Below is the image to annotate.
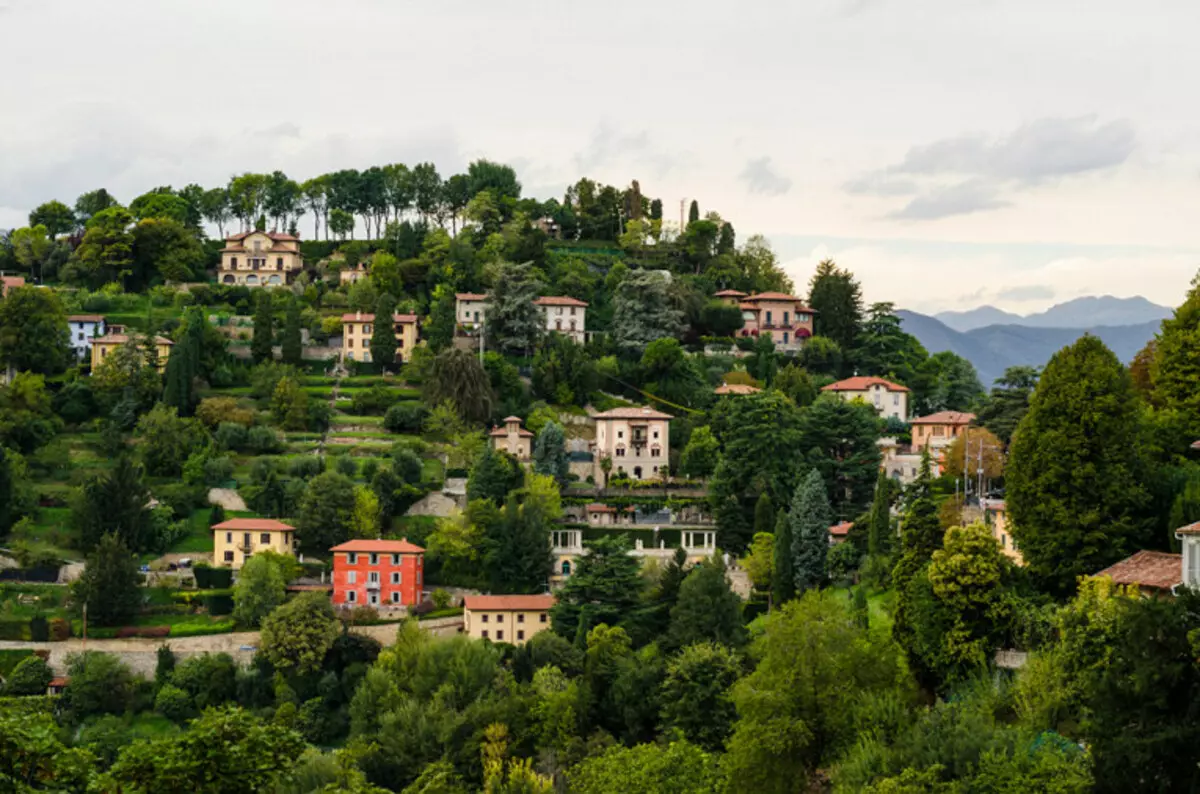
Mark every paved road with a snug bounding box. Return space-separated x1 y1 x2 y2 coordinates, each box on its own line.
0 617 463 676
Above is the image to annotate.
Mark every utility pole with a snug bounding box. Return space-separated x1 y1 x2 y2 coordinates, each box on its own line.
679 198 685 232
82 601 87 655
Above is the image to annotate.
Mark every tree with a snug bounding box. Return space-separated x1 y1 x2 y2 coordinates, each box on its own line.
483 476 556 593
424 348 494 423
807 259 863 365
790 469 831 594
701 300 744 338
228 173 268 230
531 333 597 407
743 531 775 603
772 509 796 603
922 351 985 413
130 190 190 224
723 593 902 792
611 270 685 353
640 338 710 409
975 366 1038 444
351 485 382 538
74 455 152 551
753 492 774 537
1151 275 1200 431
567 740 721 794
867 466 892 557
425 283 457 353
1007 336 1154 594
688 200 700 225
135 403 205 476
261 592 340 675
329 208 355 239
281 295 302 365
29 200 76 238
71 533 142 626
200 187 232 237
800 394 882 521
0 447 16 538
75 188 119 223
679 425 719 480
4 654 53 695
297 471 356 551
264 170 300 231
232 551 292 628
251 290 274 364
668 558 746 649
775 363 817 407
486 261 544 354
532 420 569 485
551 535 644 642
98 706 306 794
0 284 70 374
943 425 1005 483
890 451 943 679
0 711 96 790
0 371 62 453
10 225 53 281
369 293 398 370
660 642 743 752
467 445 524 504
69 206 135 288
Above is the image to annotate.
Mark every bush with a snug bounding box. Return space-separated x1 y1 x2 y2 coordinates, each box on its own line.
28 616 49 642
383 402 429 433
49 619 71 642
4 655 53 695
193 565 234 590
203 593 235 616
333 456 357 477
246 426 286 454
349 384 398 415
289 456 325 479
154 683 194 723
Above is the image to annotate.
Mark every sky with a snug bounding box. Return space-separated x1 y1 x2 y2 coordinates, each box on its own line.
2 0 1199 314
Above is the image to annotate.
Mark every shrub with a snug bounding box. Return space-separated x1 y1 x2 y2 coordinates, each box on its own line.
383 402 428 433
246 426 285 454
289 456 325 479
214 422 249 451
350 384 398 415
4 655 53 695
334 456 357 477
28 616 49 642
154 683 194 723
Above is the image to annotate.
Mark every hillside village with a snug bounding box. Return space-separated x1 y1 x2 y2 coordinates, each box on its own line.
1 162 1199 792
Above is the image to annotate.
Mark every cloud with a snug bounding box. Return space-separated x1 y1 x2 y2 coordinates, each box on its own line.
573 123 675 177
889 179 1010 220
995 284 1057 302
739 157 793 197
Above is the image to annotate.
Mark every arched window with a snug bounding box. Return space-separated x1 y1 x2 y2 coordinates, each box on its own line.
222 274 235 284
245 275 259 285
633 466 643 479
561 560 571 576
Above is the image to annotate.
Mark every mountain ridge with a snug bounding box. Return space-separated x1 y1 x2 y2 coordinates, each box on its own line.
934 295 1171 333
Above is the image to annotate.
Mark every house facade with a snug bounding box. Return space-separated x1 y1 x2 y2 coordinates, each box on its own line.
211 518 297 569
455 293 489 333
330 538 424 609
822 376 910 420
551 526 716 584
218 231 303 287
714 290 816 350
340 312 420 364
490 416 533 460
67 315 106 360
0 275 25 297
90 334 173 373
591 406 672 482
340 261 369 285
982 499 1022 565
1176 521 1200 589
463 594 554 644
585 503 636 526
454 293 588 343
911 411 975 449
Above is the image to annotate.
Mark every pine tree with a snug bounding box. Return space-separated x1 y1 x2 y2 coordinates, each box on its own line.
251 290 274 363
426 284 457 353
484 489 553 594
281 296 302 366
890 450 943 681
70 533 142 626
771 508 795 603
0 446 14 537
688 200 700 225
668 557 746 649
467 445 524 505
369 293 398 372
74 455 152 551
161 307 203 415
790 469 831 593
867 467 891 557
532 421 569 485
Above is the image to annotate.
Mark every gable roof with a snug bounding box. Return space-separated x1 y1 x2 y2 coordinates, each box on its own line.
713 289 747 297
226 231 299 242
715 383 761 395
490 426 534 437
2 275 27 289
535 295 589 307
464 594 554 611
1095 550 1182 592
93 334 174 347
339 313 419 324
590 406 673 420
585 503 635 513
212 518 295 532
829 521 854 537
330 538 425 554
822 376 910 393
455 292 489 301
68 314 105 323
910 411 976 426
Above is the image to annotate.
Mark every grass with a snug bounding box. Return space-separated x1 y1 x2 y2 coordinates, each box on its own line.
0 649 36 677
831 585 893 631
167 509 215 554
332 414 386 426
0 583 70 619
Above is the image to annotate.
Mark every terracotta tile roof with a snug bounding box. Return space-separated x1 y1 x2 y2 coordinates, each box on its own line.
503 415 523 422
822 376 910 393
590 406 673 420
585 503 635 513
48 677 69 687
93 334 174 347
464 594 554 611
68 315 105 323
910 411 976 425
715 383 761 395
220 245 247 253
225 231 298 242
713 289 747 297
456 292 489 301
490 426 533 437
213 518 295 532
535 295 589 307
1095 550 1181 592
744 292 817 311
267 244 298 253
738 302 758 311
1175 520 1200 536
330 538 425 553
339 313 419 323
829 521 854 537
1 276 26 290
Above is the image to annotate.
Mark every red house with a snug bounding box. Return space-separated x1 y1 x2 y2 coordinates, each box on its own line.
330 538 425 610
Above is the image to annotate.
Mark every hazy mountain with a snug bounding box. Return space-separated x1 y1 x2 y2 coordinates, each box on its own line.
898 310 1160 387
934 295 1171 333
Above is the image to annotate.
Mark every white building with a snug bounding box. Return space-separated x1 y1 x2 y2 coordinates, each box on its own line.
821 376 910 420
590 405 672 482
1178 522 1200 589
454 293 588 343
67 314 106 360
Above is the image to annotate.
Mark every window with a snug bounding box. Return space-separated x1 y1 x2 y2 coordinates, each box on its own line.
392 553 401 565
570 307 576 316
276 257 283 267
539 614 547 623
617 430 623 439
226 532 232 543
893 394 899 406
615 446 626 457
482 630 488 638
651 447 661 457
518 630 525 641
517 614 525 624
482 614 489 623
77 332 85 340
369 553 379 565
391 592 401 603
495 614 503 622
570 320 576 331
765 310 773 324
224 551 234 562
363 324 372 334
260 533 270 544
496 630 504 641
562 560 571 576
369 592 379 605
253 240 262 252
555 320 562 330
348 553 358 564
347 571 357 584
653 431 659 439
390 572 401 585
347 590 357 603
368 571 380 584
230 257 238 268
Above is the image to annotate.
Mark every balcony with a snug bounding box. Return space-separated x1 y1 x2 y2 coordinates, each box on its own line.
365 580 381 590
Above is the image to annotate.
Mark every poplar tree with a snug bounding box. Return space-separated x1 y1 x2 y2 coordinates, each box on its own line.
251 291 274 363
369 293 397 372
281 296 302 366
688 200 700 225
867 467 891 557
771 508 795 603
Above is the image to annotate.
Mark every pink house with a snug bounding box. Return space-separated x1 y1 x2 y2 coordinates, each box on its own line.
715 290 816 349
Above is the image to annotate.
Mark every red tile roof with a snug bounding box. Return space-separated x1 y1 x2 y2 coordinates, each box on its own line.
822 376 910 393
503 415 523 422
339 313 419 323
585 503 635 513
490 426 534 437
464 594 554 611
1 276 27 291
829 521 854 537
1175 520 1200 536
713 289 747 297
910 411 976 426
591 406 673 420
220 245 247 253
48 677 69 688
93 334 174 347
456 292 488 301
715 383 761 395
226 231 298 242
213 518 295 532
744 292 817 311
535 295 589 307
1095 550 1181 592
330 538 425 553
68 315 105 322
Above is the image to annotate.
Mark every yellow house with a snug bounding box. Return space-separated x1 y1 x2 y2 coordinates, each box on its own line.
219 231 303 287
463 594 554 645
90 333 173 373
982 499 1022 565
211 518 297 569
489 416 534 460
341 312 420 364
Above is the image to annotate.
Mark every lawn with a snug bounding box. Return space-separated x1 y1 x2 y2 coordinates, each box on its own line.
0 583 70 619
167 509 215 555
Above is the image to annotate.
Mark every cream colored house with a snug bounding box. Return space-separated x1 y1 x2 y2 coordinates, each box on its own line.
463 594 554 644
551 527 716 584
454 293 589 343
490 416 533 460
585 503 635 526
982 499 1021 565
340 312 420 364
219 231 303 287
211 518 297 569
90 333 173 373
591 406 672 482
822 376 910 420
340 261 369 285
455 292 489 332
911 411 975 449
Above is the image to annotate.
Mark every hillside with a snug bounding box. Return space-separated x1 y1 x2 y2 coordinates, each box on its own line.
934 295 1171 332
898 310 1160 386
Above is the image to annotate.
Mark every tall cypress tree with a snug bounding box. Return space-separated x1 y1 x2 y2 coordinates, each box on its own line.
790 469 831 594
251 290 274 363
867 467 891 557
753 492 774 537
771 508 795 603
281 296 302 366
532 421 569 485
369 293 397 372
890 450 942 677
74 455 152 552
688 200 700 225
484 489 553 594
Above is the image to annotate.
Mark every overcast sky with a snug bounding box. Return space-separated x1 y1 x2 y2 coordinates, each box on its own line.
2 0 1198 314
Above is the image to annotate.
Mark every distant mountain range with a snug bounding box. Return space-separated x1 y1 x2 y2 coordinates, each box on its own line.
934 296 1172 332
897 310 1162 388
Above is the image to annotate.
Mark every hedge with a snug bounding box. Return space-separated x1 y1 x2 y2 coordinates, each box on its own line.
0 620 31 641
0 696 56 715
0 566 61 583
193 566 234 589
204 593 234 616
